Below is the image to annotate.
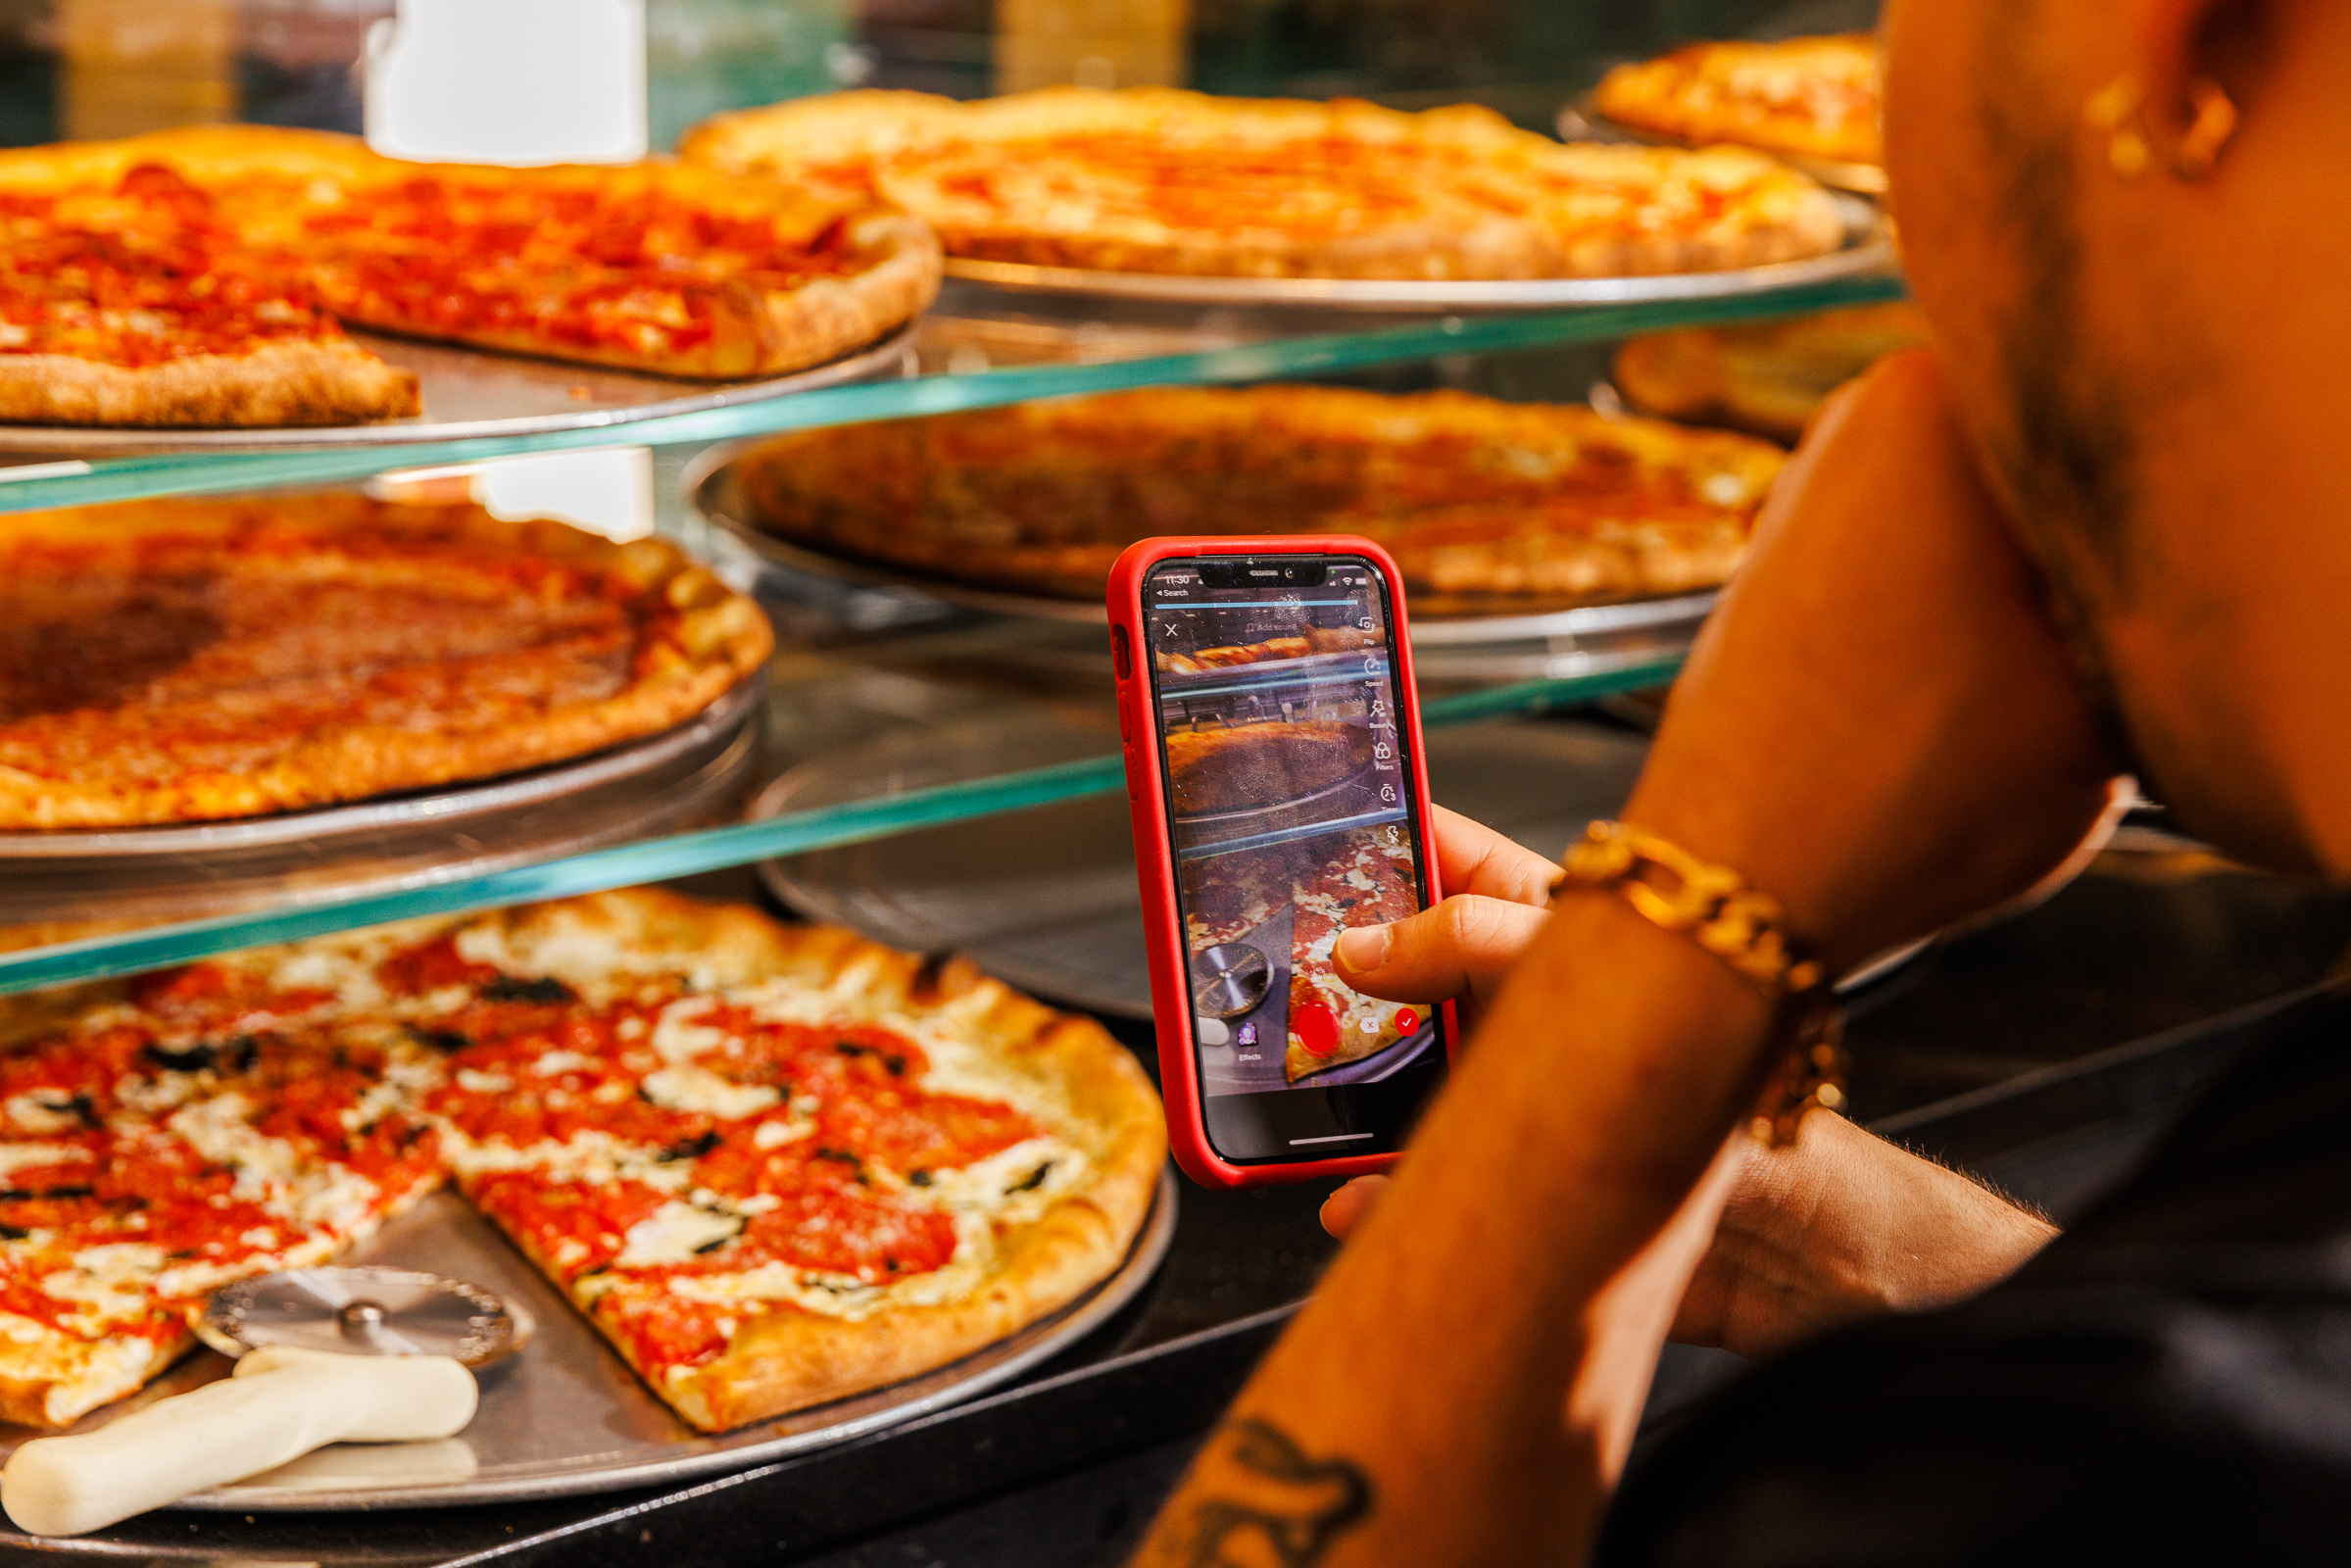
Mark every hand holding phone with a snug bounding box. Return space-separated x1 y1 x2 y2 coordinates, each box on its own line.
1109 538 1454 1188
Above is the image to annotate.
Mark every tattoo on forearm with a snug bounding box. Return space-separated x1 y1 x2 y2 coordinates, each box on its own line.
1156 1416 1374 1568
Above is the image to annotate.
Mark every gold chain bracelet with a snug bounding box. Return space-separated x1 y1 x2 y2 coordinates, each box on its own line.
1551 820 1848 1147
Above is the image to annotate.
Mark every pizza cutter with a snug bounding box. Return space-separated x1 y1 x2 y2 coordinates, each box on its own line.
1190 943 1272 1021
2 1266 529 1538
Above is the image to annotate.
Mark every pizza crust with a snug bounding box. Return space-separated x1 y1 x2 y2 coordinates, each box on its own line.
0 339 419 429
0 1327 181 1430
1612 301 1930 443
0 495 774 828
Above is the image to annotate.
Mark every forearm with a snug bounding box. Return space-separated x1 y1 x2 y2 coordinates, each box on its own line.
1131 894 1777 1568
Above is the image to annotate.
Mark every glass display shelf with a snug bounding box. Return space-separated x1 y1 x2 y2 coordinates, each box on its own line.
0 274 1903 515
0 658 1679 997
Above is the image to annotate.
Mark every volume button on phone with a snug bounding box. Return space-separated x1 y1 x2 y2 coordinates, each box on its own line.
1121 744 1140 800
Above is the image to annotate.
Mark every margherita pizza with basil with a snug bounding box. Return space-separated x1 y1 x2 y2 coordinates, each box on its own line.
0 125 940 426
0 891 1164 1432
736 384 1787 612
0 494 772 829
681 86 1846 280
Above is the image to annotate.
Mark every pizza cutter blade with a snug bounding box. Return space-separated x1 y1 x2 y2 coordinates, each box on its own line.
197 1266 532 1368
1191 943 1271 1021
3 1267 524 1539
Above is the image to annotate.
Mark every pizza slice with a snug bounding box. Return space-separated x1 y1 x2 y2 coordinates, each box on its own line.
1284 831 1424 1084
0 963 446 1427
0 164 419 428
0 124 943 411
388 893 1162 1434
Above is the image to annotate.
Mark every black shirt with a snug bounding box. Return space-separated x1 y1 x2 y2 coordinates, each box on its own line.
1598 989 2351 1566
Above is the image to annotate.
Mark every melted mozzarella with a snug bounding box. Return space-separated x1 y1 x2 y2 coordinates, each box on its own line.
613 1202 744 1268
439 1128 693 1194
638 1066 777 1120
0 1144 92 1179
41 1245 168 1335
4 1095 87 1137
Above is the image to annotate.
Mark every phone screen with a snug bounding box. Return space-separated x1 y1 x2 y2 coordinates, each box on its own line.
1143 553 1447 1164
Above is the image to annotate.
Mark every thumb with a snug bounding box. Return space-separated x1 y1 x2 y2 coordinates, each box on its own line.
1320 1175 1390 1240
1331 894 1549 1006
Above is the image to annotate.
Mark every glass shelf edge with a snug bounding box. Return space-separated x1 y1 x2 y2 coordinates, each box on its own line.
0 655 1683 996
0 275 1905 516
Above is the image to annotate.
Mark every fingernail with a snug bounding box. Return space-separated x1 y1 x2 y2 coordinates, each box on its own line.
1335 924 1390 975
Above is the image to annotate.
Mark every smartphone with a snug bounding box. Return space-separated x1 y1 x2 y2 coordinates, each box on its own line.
1109 537 1453 1189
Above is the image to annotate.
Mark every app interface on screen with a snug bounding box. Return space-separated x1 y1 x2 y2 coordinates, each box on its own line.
1145 556 1445 1161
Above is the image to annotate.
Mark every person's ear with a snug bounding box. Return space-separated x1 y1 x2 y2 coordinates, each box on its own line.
2092 0 2269 181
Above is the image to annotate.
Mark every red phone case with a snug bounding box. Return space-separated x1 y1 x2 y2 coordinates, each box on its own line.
1108 536 1453 1189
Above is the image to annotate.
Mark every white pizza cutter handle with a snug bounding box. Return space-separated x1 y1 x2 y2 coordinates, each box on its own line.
1 1347 477 1538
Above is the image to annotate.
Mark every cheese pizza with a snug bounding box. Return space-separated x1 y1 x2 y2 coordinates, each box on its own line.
682 86 1846 280
735 384 1787 612
0 891 1165 1433
1593 33 1884 169
0 494 772 829
0 125 941 425
0 165 420 428
1163 721 1374 818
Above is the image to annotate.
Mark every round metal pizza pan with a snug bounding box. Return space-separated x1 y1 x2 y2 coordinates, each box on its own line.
934 193 1889 311
689 443 1723 677
1554 95 1889 197
0 326 915 457
0 1170 1177 1516
0 672 764 930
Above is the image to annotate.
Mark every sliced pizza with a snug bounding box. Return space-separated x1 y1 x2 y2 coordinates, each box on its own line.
0 968 446 1427
0 891 1165 1434
0 124 942 423
0 164 419 428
